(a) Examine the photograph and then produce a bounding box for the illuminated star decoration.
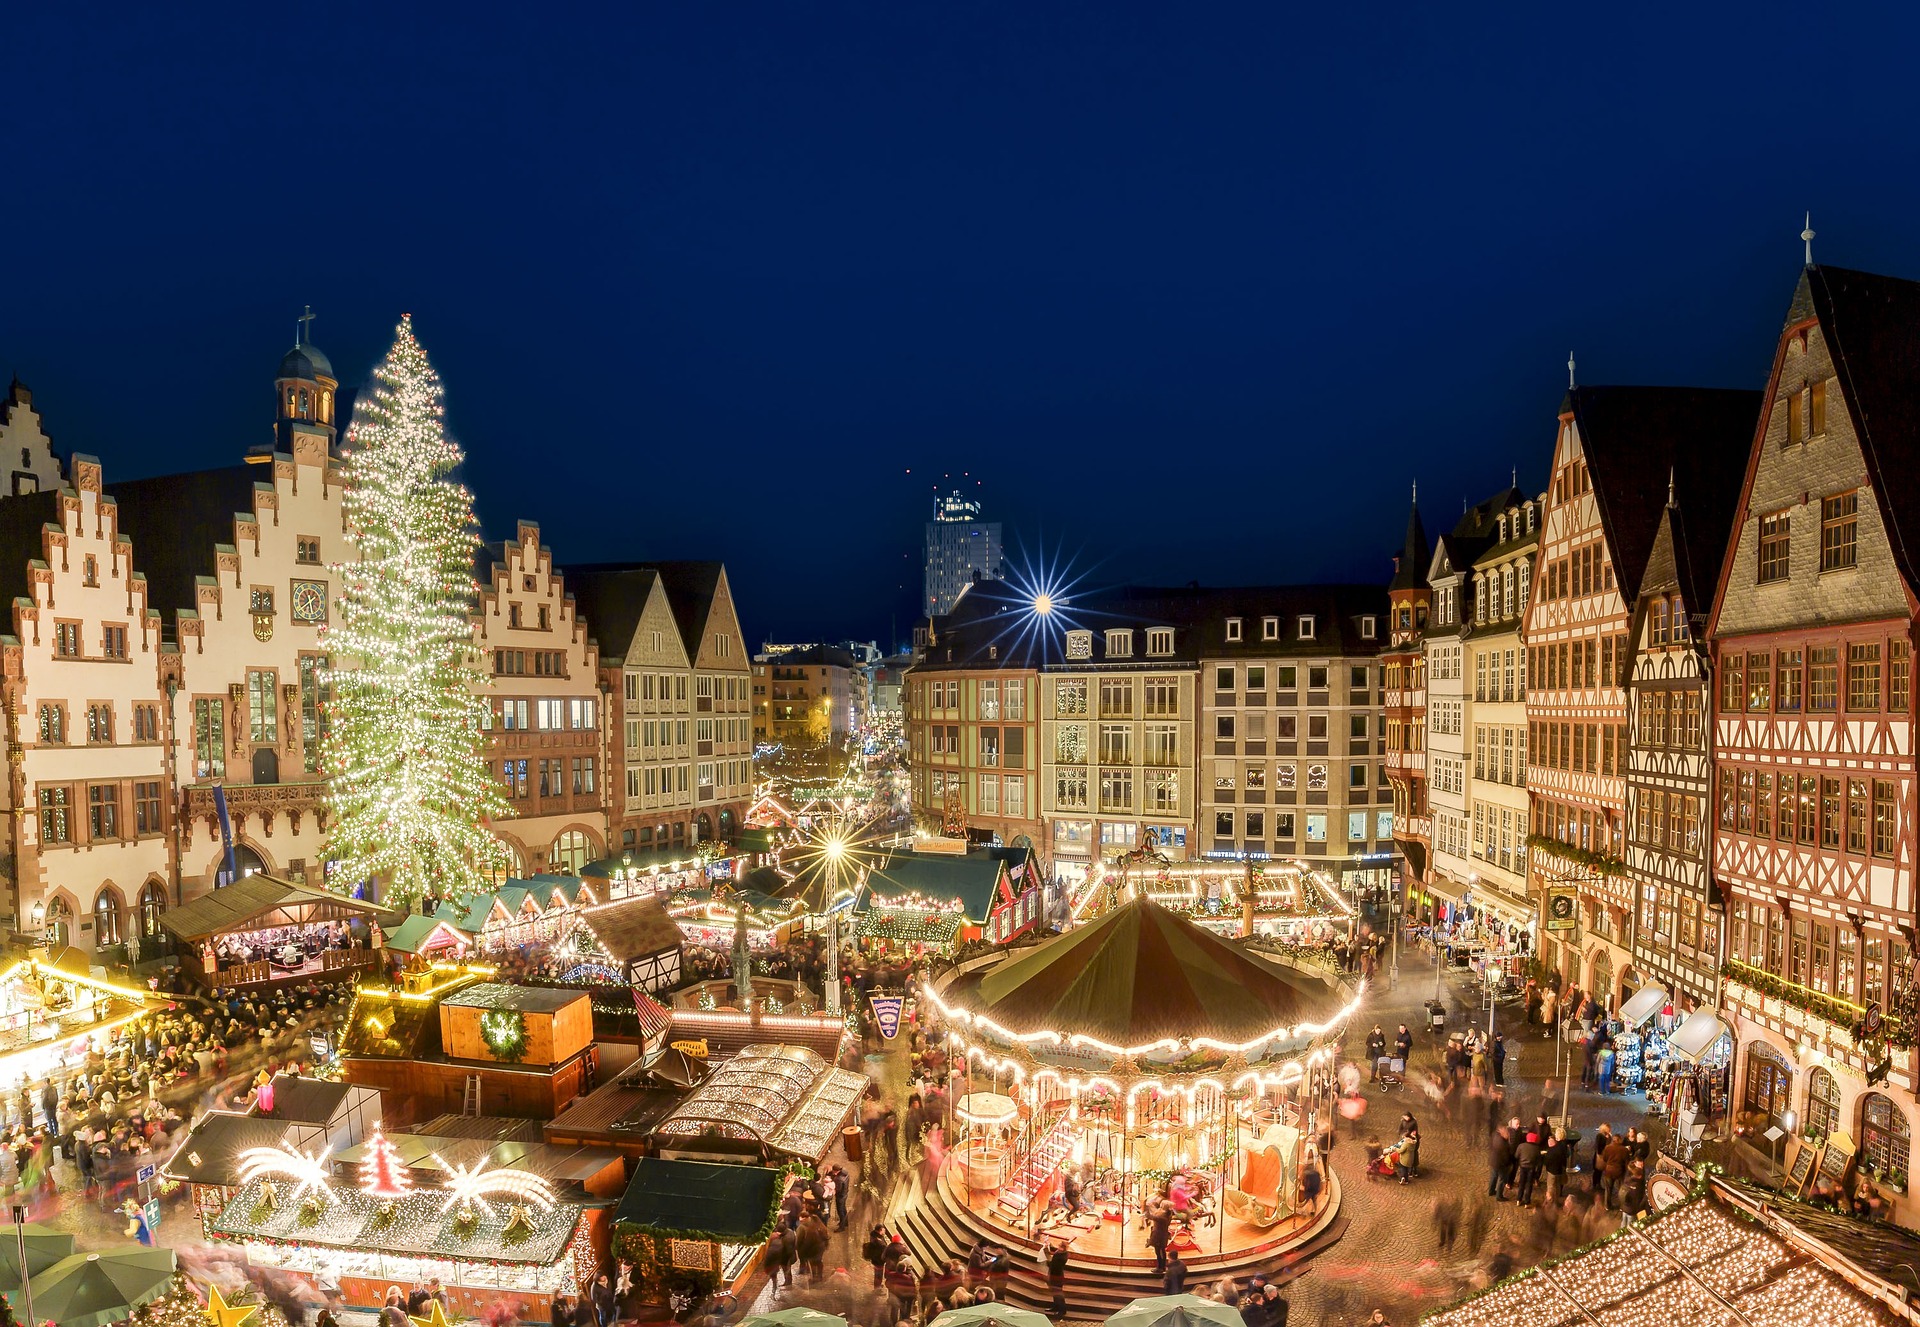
[431,1154,557,1217]
[236,1141,340,1205]
[408,1301,457,1327]
[206,1286,259,1327]
[786,802,882,908]
[992,540,1111,665]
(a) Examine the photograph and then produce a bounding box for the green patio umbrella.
[739,1311,849,1327]
[0,1224,76,1291]
[25,1247,178,1327]
[1105,1295,1247,1327]
[929,1305,1054,1327]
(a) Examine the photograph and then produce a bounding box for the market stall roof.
[160,1112,328,1187]
[158,874,390,942]
[857,847,1009,923]
[440,982,586,1014]
[1618,982,1668,1029]
[652,1044,867,1159]
[1714,1175,1920,1300]
[333,1132,620,1188]
[1669,1008,1730,1060]
[384,914,472,955]
[614,1158,782,1243]
[209,1178,582,1266]
[544,1080,684,1142]
[1422,1176,1906,1327]
[736,828,779,854]
[249,1074,371,1127]
[573,896,684,963]
[583,847,717,878]
[964,896,1345,1047]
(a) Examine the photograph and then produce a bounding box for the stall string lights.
[237,1142,340,1208]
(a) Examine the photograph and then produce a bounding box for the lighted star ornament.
[206,1286,259,1327]
[409,1302,455,1327]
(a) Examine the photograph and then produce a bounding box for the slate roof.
[160,1112,328,1187]
[1799,264,1920,594]
[575,895,685,963]
[562,564,662,661]
[914,581,1389,673]
[0,489,60,625]
[1568,386,1761,605]
[108,463,268,639]
[249,1073,353,1126]
[1388,492,1429,591]
[440,982,588,1014]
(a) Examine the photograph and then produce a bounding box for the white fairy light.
[432,1154,558,1218]
[237,1142,339,1206]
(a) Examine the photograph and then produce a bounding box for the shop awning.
[1669,1008,1730,1060]
[1620,982,1669,1029]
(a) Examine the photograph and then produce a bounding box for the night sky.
[9,4,1920,647]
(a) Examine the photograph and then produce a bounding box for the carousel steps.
[892,1171,1349,1314]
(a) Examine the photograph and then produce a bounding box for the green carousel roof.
[969,897,1344,1048]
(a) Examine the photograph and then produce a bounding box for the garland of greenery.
[481,1007,529,1063]
[613,1161,813,1295]
[1525,834,1626,877]
[1721,958,1915,1051]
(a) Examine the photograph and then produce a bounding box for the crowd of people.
[0,978,349,1215]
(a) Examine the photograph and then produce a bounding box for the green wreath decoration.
[481,1007,528,1063]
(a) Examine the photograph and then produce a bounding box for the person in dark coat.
[796,1213,830,1280]
[1491,1034,1507,1087]
[1513,1130,1543,1206]
[1044,1235,1070,1319]
[1365,1026,1388,1077]
[1146,1194,1173,1274]
[591,1272,617,1327]
[1599,1134,1630,1210]
[863,1226,889,1288]
[765,1226,795,1289]
[1163,1248,1187,1296]
[1487,1124,1514,1199]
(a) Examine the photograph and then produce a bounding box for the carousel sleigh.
[1222,1125,1296,1229]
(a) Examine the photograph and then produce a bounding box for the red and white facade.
[1525,404,1635,1010]
[1708,266,1920,1212]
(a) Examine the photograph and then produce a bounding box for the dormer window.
[1066,630,1092,660]
[1106,629,1134,658]
[1147,628,1174,656]
[1297,615,1316,640]
[1262,617,1279,640]
[1360,616,1377,640]
[1226,618,1243,642]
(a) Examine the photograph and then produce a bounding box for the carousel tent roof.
[578,896,684,963]
[968,897,1344,1047]
[158,873,390,942]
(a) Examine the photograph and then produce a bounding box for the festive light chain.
[236,1142,340,1207]
[432,1154,558,1218]
[320,314,513,911]
[919,978,1363,1057]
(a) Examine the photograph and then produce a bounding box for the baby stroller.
[1375,1056,1405,1090]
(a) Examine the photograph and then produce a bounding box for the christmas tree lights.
[322,315,510,910]
[358,1126,414,1201]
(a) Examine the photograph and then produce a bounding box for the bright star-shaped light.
[1033,592,1054,616]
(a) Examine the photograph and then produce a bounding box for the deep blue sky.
[9,5,1920,647]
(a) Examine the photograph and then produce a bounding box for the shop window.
[1862,1093,1910,1183]
[1806,1068,1841,1138]
[1744,1042,1794,1130]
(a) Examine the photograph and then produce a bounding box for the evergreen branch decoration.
[481,1007,529,1063]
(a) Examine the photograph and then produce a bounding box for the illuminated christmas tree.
[358,1126,414,1201]
[323,316,509,910]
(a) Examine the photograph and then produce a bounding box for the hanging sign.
[1545,887,1579,931]
[869,994,905,1040]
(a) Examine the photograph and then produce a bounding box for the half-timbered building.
[1625,474,1744,1015]
[1527,386,1758,1012]
[1384,491,1431,911]
[1708,264,1920,1209]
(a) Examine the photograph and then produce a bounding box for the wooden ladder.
[461,1073,482,1116]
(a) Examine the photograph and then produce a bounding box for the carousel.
[922,896,1358,1274]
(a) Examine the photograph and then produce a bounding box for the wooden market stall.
[545,896,684,991]
[613,1157,785,1296]
[158,874,388,988]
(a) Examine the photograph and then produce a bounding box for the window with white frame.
[1297,615,1316,639]
[1263,617,1279,640]
[1147,628,1173,655]
[1225,618,1243,642]
[1106,629,1134,657]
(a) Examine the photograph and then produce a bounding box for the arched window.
[1806,1067,1841,1137]
[43,896,72,948]
[485,840,525,888]
[215,843,268,889]
[138,880,168,939]
[93,886,122,946]
[1744,1042,1794,1129]
[550,830,590,875]
[1862,1092,1911,1182]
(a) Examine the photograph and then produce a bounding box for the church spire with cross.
[275,306,340,453]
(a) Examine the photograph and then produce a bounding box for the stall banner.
[869,994,905,1040]
[213,784,238,885]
